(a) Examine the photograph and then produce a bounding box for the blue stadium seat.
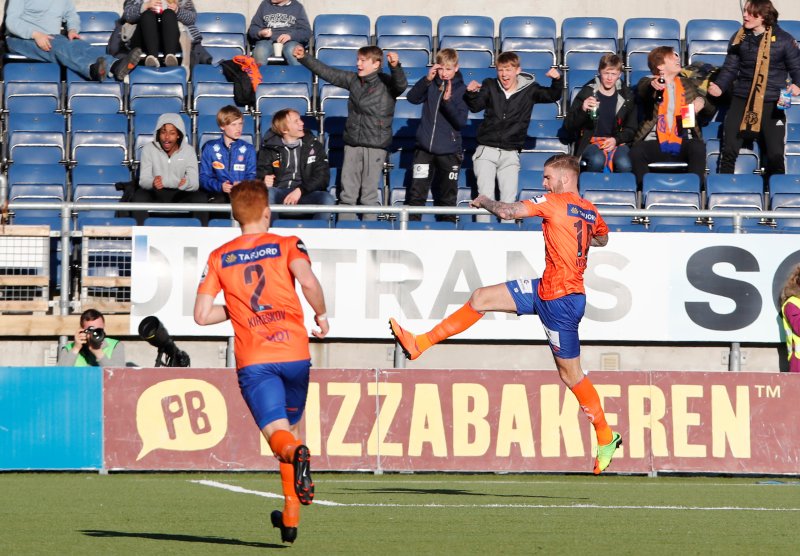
[128,67,188,115]
[77,11,119,48]
[256,65,313,122]
[705,138,760,174]
[579,171,637,193]
[517,169,545,194]
[407,221,458,230]
[520,119,569,170]
[77,216,136,229]
[313,14,370,64]
[387,117,420,170]
[437,16,495,68]
[561,17,618,70]
[336,220,395,230]
[196,12,247,64]
[6,112,65,135]
[8,131,66,165]
[567,69,598,103]
[457,221,520,231]
[4,63,61,113]
[9,184,65,220]
[642,172,701,227]
[71,133,129,167]
[685,19,740,66]
[272,219,332,229]
[66,75,125,115]
[8,164,67,190]
[143,217,203,227]
[781,20,800,41]
[73,184,124,219]
[622,18,681,73]
[499,17,557,69]
[705,174,765,229]
[376,15,432,68]
[72,165,132,190]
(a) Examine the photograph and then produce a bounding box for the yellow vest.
[781,296,800,361]
[64,338,120,367]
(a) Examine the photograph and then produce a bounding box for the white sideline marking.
[193,479,800,512]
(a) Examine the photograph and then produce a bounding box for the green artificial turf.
[1,473,797,554]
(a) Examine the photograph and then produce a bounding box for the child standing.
[404,48,469,222]
[293,44,407,220]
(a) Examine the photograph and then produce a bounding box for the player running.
[194,180,328,543]
[390,154,622,474]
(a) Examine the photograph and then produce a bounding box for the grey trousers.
[472,145,520,222]
[339,145,386,220]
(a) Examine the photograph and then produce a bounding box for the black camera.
[138,316,190,368]
[83,326,106,349]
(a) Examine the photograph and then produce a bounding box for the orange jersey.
[197,232,311,368]
[521,192,608,300]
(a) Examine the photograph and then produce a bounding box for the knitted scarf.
[589,137,617,172]
[656,78,685,155]
[733,26,772,135]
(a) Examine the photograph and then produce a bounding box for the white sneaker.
[164,53,178,67]
[145,55,160,68]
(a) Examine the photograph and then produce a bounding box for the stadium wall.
[4,1,799,34]
[2,366,798,474]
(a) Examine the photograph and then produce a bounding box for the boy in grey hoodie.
[133,113,206,224]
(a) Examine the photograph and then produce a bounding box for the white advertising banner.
[131,227,800,343]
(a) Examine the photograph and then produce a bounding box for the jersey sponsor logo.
[199,264,209,283]
[221,243,281,267]
[296,240,308,255]
[259,328,290,343]
[307,155,316,163]
[532,195,547,204]
[567,203,597,223]
[233,164,246,171]
[212,161,225,169]
[247,309,286,328]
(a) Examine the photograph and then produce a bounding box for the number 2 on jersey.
[244,264,272,312]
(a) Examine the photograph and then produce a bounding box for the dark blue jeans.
[581,144,633,173]
[269,188,335,221]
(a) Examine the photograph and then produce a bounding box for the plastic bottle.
[656,76,665,104]
[778,78,792,110]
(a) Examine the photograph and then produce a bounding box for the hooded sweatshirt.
[139,114,199,191]
[247,0,311,45]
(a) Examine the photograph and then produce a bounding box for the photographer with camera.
[57,309,125,367]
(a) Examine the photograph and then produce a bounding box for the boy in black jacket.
[257,108,335,221]
[465,52,562,221]
[405,48,469,222]
[293,44,407,220]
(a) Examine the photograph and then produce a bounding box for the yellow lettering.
[672,385,706,457]
[711,385,751,458]
[326,382,362,456]
[628,385,668,458]
[366,381,403,457]
[540,384,584,457]
[408,384,448,457]
[452,383,490,457]
[496,384,535,457]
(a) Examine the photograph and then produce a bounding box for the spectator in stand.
[464,52,563,222]
[780,264,800,373]
[707,0,800,177]
[5,0,140,82]
[564,54,637,173]
[133,113,206,224]
[257,109,335,222]
[629,46,714,187]
[404,48,469,223]
[57,309,125,367]
[111,0,204,70]
[293,44,407,220]
[200,105,257,205]
[248,0,311,66]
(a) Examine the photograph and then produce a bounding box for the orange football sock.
[269,429,298,463]
[418,302,484,350]
[279,462,300,527]
[570,376,613,445]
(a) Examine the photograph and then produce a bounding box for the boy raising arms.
[293,44,407,219]
[405,48,469,222]
[466,52,562,221]
[390,154,622,474]
[199,105,257,204]
[194,180,328,543]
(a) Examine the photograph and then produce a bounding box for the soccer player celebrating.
[390,154,622,474]
[194,180,328,543]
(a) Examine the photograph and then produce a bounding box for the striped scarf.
[589,137,617,172]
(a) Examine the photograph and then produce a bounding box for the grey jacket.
[299,54,407,149]
[139,114,199,191]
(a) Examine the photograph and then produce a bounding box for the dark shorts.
[237,359,311,429]
[505,278,586,359]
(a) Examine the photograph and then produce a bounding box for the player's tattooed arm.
[591,234,609,247]
[470,195,527,220]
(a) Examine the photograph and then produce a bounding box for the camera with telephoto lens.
[83,326,105,349]
[138,316,190,367]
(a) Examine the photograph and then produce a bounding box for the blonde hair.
[270,108,300,136]
[435,48,459,66]
[216,105,243,127]
[544,153,580,176]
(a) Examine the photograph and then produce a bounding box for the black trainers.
[112,47,142,81]
[89,56,107,82]
[293,445,314,505]
[270,510,297,543]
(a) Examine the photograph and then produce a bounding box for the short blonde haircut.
[216,105,243,127]
[435,48,459,66]
[270,108,301,136]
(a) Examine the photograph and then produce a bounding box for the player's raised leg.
[390,283,517,360]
